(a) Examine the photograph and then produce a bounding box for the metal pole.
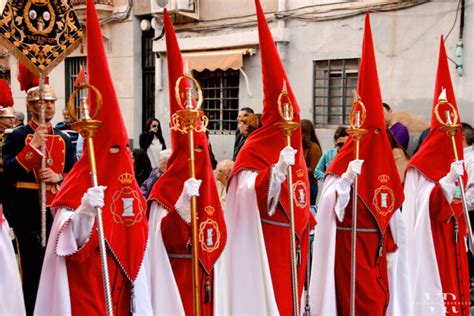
[350,112,362,316]
[186,87,201,316]
[38,74,47,248]
[285,133,299,316]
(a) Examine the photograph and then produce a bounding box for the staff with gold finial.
[347,90,368,316]
[435,88,474,254]
[276,81,300,316]
[67,84,113,316]
[170,64,208,316]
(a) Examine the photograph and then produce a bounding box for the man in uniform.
[2,84,76,314]
[0,84,16,220]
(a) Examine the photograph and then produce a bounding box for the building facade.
[3,0,473,160]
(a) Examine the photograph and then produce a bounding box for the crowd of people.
[0,1,473,315]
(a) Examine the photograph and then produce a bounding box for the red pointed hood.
[52,0,148,281]
[327,13,404,232]
[409,36,465,182]
[0,79,13,107]
[231,0,312,237]
[148,9,226,274]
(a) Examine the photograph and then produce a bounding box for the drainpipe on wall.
[456,0,465,76]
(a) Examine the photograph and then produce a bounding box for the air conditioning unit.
[151,0,199,20]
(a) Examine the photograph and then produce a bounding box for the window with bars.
[194,69,240,134]
[65,56,87,111]
[313,59,359,127]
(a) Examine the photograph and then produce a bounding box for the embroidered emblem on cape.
[199,218,221,253]
[110,173,144,226]
[296,168,305,178]
[292,180,307,209]
[372,174,395,216]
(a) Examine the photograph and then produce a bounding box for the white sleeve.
[267,166,286,216]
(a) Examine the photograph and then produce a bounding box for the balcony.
[71,0,114,21]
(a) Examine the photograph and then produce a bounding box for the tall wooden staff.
[0,0,83,247]
[347,91,368,316]
[276,81,300,316]
[435,89,474,254]
[67,84,113,316]
[171,73,208,316]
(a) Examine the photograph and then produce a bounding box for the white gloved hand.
[275,146,297,177]
[445,161,464,184]
[341,159,364,182]
[70,186,106,247]
[175,178,202,224]
[79,186,107,217]
[182,178,201,199]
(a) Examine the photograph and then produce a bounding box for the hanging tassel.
[130,284,136,313]
[204,274,211,304]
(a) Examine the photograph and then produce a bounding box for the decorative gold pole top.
[347,90,369,139]
[435,88,461,137]
[277,80,299,137]
[67,83,103,138]
[171,72,208,134]
[347,90,368,159]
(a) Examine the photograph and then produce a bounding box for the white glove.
[71,186,106,247]
[275,146,297,177]
[175,178,202,224]
[341,159,364,182]
[79,186,107,217]
[445,161,464,184]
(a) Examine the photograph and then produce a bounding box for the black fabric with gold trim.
[2,121,75,314]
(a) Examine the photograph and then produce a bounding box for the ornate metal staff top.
[434,88,474,255]
[276,80,300,316]
[171,68,208,316]
[67,84,114,316]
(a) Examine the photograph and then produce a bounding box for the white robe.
[401,168,446,315]
[34,208,152,315]
[309,175,412,316]
[145,202,185,315]
[214,170,280,315]
[0,216,25,315]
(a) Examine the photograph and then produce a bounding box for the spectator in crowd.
[233,112,259,160]
[15,111,25,127]
[139,118,167,169]
[132,148,152,186]
[315,126,348,181]
[387,127,410,183]
[383,102,409,150]
[140,148,172,198]
[301,119,322,205]
[55,108,79,149]
[215,159,234,209]
[233,107,254,158]
[413,127,430,154]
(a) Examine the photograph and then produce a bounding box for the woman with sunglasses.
[314,126,349,182]
[139,118,167,169]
